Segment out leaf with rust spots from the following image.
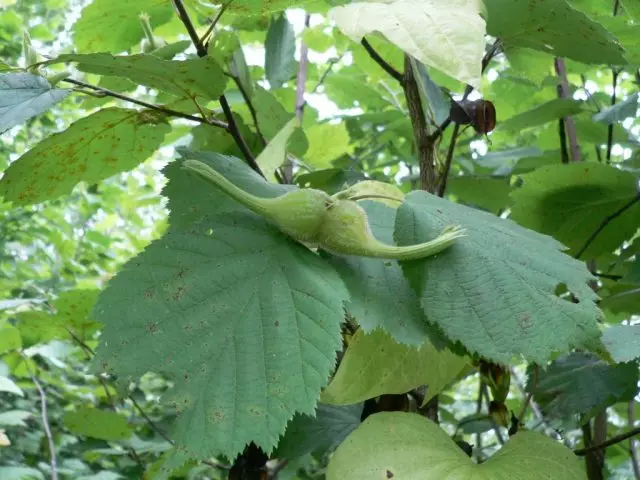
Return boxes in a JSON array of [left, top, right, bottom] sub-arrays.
[[0, 108, 169, 206], [47, 54, 226, 102]]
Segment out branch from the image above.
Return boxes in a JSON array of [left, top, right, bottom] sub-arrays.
[[629, 401, 640, 479], [428, 38, 501, 142], [403, 55, 437, 192], [361, 37, 403, 83], [231, 75, 266, 145], [22, 355, 58, 480], [554, 58, 581, 162], [219, 95, 264, 176], [516, 365, 537, 429], [575, 425, 640, 456], [606, 70, 619, 162], [173, 0, 263, 177], [200, 1, 232, 47], [62, 78, 228, 128], [575, 193, 640, 259]]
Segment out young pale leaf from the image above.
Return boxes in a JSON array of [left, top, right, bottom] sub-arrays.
[[484, 0, 626, 65], [304, 122, 352, 168], [0, 108, 169, 206], [72, 0, 174, 53], [499, 98, 585, 132], [253, 87, 308, 156], [48, 54, 226, 102], [593, 92, 639, 124], [510, 163, 640, 258], [602, 325, 640, 363], [92, 152, 349, 459], [0, 376, 23, 396], [265, 14, 297, 89], [276, 403, 363, 459], [330, 0, 486, 88], [323, 201, 433, 345], [327, 412, 585, 479], [63, 407, 133, 441], [394, 191, 600, 364], [256, 117, 298, 183], [321, 328, 468, 405], [528, 352, 639, 419], [0, 73, 70, 133]]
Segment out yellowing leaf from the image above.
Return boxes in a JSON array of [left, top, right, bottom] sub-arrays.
[[304, 122, 352, 168], [330, 0, 486, 88], [328, 412, 586, 479], [321, 329, 468, 405], [256, 117, 299, 183]]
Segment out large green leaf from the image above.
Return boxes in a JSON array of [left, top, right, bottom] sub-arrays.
[[63, 407, 133, 441], [394, 191, 600, 364], [256, 117, 298, 183], [499, 99, 585, 132], [327, 412, 585, 479], [264, 14, 296, 89], [49, 54, 226, 102], [593, 92, 639, 124], [602, 325, 640, 363], [510, 163, 640, 258], [72, 0, 174, 53], [0, 73, 70, 133], [324, 201, 432, 345], [276, 403, 363, 459], [484, 0, 626, 65], [0, 108, 169, 205], [528, 352, 639, 419], [320, 329, 468, 405], [330, 0, 486, 88], [92, 151, 349, 459]]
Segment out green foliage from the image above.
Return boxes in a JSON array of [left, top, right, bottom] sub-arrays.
[[395, 191, 600, 364], [510, 163, 640, 258], [529, 353, 639, 419], [93, 153, 349, 458], [265, 14, 297, 89], [327, 412, 586, 479], [63, 407, 133, 441]]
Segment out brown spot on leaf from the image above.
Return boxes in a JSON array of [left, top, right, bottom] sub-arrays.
[[386, 470, 394, 478]]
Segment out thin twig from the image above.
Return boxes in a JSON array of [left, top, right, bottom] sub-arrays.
[[200, 1, 232, 47], [558, 113, 569, 163], [554, 58, 581, 162], [295, 13, 311, 121], [575, 425, 640, 456], [172, 0, 207, 57], [22, 354, 58, 480], [310, 56, 341, 95], [361, 37, 403, 83], [475, 378, 484, 461], [516, 365, 537, 428], [173, 0, 263, 177], [575, 194, 640, 259], [219, 95, 264, 176], [606, 70, 619, 162], [482, 383, 505, 445], [231, 76, 266, 144], [629, 401, 640, 479], [62, 78, 228, 128], [428, 38, 501, 142]]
